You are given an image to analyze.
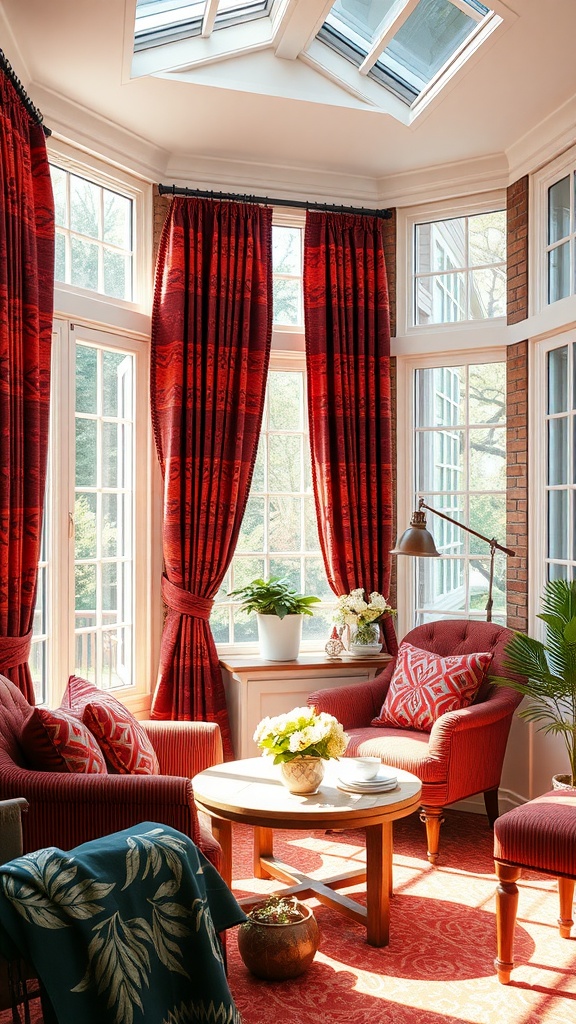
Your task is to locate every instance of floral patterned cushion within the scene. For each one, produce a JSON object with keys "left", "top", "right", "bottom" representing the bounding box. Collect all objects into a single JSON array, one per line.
[
  {"left": 372, "top": 641, "right": 493, "bottom": 732},
  {"left": 62, "top": 675, "right": 160, "bottom": 775},
  {"left": 21, "top": 706, "right": 108, "bottom": 774}
]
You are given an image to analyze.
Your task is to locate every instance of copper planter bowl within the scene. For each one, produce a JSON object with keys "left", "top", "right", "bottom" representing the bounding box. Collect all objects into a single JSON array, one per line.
[{"left": 237, "top": 900, "right": 320, "bottom": 980}]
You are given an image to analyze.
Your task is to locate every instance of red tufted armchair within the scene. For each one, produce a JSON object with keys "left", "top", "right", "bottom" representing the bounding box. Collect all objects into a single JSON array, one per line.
[
  {"left": 0, "top": 674, "right": 223, "bottom": 869},
  {"left": 308, "top": 620, "right": 524, "bottom": 864}
]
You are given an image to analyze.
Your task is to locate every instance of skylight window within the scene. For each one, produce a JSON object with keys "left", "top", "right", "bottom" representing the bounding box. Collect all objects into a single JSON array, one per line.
[
  {"left": 130, "top": 0, "right": 504, "bottom": 122},
  {"left": 134, "top": 0, "right": 271, "bottom": 51},
  {"left": 317, "top": 0, "right": 495, "bottom": 108}
]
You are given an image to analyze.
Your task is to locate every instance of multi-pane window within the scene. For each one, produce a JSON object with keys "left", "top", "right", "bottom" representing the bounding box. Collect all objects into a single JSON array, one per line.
[
  {"left": 547, "top": 172, "right": 576, "bottom": 304},
  {"left": 413, "top": 360, "right": 507, "bottom": 623},
  {"left": 414, "top": 211, "right": 506, "bottom": 325},
  {"left": 212, "top": 361, "right": 334, "bottom": 649},
  {"left": 50, "top": 164, "right": 134, "bottom": 301},
  {"left": 74, "top": 340, "right": 135, "bottom": 689},
  {"left": 545, "top": 344, "right": 576, "bottom": 580},
  {"left": 272, "top": 225, "right": 303, "bottom": 327}
]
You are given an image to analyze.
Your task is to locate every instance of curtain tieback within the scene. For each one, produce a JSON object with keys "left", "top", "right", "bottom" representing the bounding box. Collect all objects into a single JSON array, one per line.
[
  {"left": 161, "top": 576, "right": 214, "bottom": 620},
  {"left": 0, "top": 629, "right": 33, "bottom": 667}
]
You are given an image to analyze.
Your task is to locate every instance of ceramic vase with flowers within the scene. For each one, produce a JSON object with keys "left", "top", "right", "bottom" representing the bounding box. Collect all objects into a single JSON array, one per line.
[
  {"left": 333, "top": 589, "right": 395, "bottom": 656},
  {"left": 253, "top": 706, "right": 348, "bottom": 794}
]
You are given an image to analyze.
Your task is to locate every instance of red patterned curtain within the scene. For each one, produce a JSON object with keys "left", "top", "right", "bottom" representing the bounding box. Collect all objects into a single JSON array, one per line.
[
  {"left": 0, "top": 72, "right": 54, "bottom": 699},
  {"left": 303, "top": 211, "right": 397, "bottom": 655},
  {"left": 150, "top": 197, "right": 272, "bottom": 753}
]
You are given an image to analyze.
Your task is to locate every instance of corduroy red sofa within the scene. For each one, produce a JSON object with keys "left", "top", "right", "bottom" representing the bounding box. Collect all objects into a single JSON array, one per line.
[
  {"left": 308, "top": 619, "right": 524, "bottom": 864},
  {"left": 0, "top": 673, "right": 223, "bottom": 868}
]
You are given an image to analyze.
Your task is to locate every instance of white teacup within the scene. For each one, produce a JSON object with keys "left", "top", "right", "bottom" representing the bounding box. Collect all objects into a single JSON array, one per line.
[{"left": 342, "top": 756, "right": 381, "bottom": 781}]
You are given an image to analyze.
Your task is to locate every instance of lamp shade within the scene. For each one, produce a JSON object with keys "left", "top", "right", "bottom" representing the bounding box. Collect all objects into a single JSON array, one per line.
[{"left": 390, "top": 509, "right": 440, "bottom": 558}]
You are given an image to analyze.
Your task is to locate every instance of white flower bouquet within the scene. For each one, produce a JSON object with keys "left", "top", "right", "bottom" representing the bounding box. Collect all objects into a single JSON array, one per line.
[
  {"left": 253, "top": 706, "right": 348, "bottom": 764},
  {"left": 333, "top": 589, "right": 394, "bottom": 645}
]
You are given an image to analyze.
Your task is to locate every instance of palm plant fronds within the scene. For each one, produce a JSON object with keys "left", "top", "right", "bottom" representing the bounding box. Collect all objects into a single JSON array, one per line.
[{"left": 491, "top": 578, "right": 576, "bottom": 785}]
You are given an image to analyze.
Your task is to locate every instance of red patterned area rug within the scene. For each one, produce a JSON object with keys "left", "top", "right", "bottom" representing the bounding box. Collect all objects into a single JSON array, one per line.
[
  {"left": 226, "top": 809, "right": 576, "bottom": 1024},
  {"left": 1, "top": 809, "right": 574, "bottom": 1023}
]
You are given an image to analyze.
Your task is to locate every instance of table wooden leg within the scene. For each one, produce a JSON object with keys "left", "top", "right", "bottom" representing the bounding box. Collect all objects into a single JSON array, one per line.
[
  {"left": 211, "top": 817, "right": 232, "bottom": 888},
  {"left": 365, "top": 821, "right": 391, "bottom": 947},
  {"left": 254, "top": 826, "right": 274, "bottom": 879}
]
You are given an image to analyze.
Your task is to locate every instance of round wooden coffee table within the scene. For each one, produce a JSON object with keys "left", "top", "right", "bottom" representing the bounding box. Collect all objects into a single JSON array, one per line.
[{"left": 193, "top": 757, "right": 422, "bottom": 947}]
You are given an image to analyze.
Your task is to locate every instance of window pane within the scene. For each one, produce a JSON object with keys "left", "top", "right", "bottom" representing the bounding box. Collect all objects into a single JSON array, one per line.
[
  {"left": 103, "top": 190, "right": 132, "bottom": 248},
  {"left": 236, "top": 496, "right": 265, "bottom": 551},
  {"left": 548, "top": 175, "right": 570, "bottom": 244},
  {"left": 330, "top": 0, "right": 398, "bottom": 50},
  {"left": 468, "top": 494, "right": 505, "bottom": 554},
  {"left": 268, "top": 371, "right": 302, "bottom": 430},
  {"left": 268, "top": 434, "right": 302, "bottom": 491},
  {"left": 51, "top": 167, "right": 67, "bottom": 226},
  {"left": 273, "top": 278, "right": 301, "bottom": 326},
  {"left": 468, "top": 211, "right": 506, "bottom": 265},
  {"left": 54, "top": 232, "right": 66, "bottom": 283},
  {"left": 548, "top": 347, "right": 568, "bottom": 414},
  {"left": 104, "top": 250, "right": 129, "bottom": 300},
  {"left": 548, "top": 419, "right": 568, "bottom": 485},
  {"left": 469, "top": 362, "right": 505, "bottom": 423},
  {"left": 548, "top": 243, "right": 570, "bottom": 304},
  {"left": 269, "top": 495, "right": 301, "bottom": 551},
  {"left": 71, "top": 237, "right": 99, "bottom": 291},
  {"left": 272, "top": 226, "right": 301, "bottom": 275},
  {"left": 75, "top": 420, "right": 97, "bottom": 487},
  {"left": 383, "top": 0, "right": 476, "bottom": 89},
  {"left": 469, "top": 267, "right": 506, "bottom": 318},
  {"left": 76, "top": 345, "right": 98, "bottom": 414},
  {"left": 70, "top": 175, "right": 99, "bottom": 238},
  {"left": 469, "top": 427, "right": 506, "bottom": 490},
  {"left": 548, "top": 490, "right": 569, "bottom": 560},
  {"left": 416, "top": 220, "right": 465, "bottom": 273}
]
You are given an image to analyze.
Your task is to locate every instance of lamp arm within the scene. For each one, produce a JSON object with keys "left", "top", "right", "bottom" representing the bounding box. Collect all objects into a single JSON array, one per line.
[{"left": 418, "top": 500, "right": 515, "bottom": 558}]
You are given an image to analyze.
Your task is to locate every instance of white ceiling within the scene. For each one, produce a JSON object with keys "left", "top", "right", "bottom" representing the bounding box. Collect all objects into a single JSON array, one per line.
[{"left": 2, "top": 0, "right": 576, "bottom": 204}]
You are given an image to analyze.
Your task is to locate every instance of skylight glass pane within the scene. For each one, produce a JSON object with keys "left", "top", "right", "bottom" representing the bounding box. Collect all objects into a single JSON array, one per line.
[
  {"left": 377, "top": 0, "right": 477, "bottom": 91},
  {"left": 327, "top": 0, "right": 399, "bottom": 53}
]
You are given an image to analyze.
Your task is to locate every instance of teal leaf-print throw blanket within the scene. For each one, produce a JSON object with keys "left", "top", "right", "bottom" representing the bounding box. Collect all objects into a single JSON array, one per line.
[{"left": 0, "top": 822, "right": 246, "bottom": 1024}]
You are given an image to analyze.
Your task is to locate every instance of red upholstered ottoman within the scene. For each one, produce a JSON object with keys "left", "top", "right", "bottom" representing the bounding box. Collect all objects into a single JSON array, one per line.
[{"left": 493, "top": 789, "right": 576, "bottom": 983}]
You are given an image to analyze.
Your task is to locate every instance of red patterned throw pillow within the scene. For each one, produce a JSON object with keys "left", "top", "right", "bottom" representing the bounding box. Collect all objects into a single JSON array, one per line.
[
  {"left": 62, "top": 675, "right": 160, "bottom": 775},
  {"left": 21, "top": 707, "right": 108, "bottom": 774},
  {"left": 372, "top": 642, "right": 493, "bottom": 732}
]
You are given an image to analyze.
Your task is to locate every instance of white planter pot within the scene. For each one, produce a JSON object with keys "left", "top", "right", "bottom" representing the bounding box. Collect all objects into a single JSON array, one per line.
[{"left": 257, "top": 613, "right": 303, "bottom": 661}]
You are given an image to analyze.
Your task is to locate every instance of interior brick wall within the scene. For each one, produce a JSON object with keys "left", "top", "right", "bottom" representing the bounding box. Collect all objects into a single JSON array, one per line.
[
  {"left": 506, "top": 340, "right": 529, "bottom": 632},
  {"left": 507, "top": 176, "right": 529, "bottom": 325}
]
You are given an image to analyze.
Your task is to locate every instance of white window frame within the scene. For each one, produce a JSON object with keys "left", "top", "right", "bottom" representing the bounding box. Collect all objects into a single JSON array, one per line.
[
  {"left": 529, "top": 330, "right": 576, "bottom": 631},
  {"left": 33, "top": 146, "right": 159, "bottom": 713},
  {"left": 395, "top": 344, "right": 507, "bottom": 639},
  {"left": 396, "top": 190, "right": 507, "bottom": 343},
  {"left": 48, "top": 139, "right": 153, "bottom": 317},
  {"left": 531, "top": 143, "right": 576, "bottom": 317},
  {"left": 44, "top": 320, "right": 153, "bottom": 711}
]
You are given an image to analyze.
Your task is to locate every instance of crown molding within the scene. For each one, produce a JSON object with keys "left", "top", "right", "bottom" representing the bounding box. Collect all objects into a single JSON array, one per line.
[
  {"left": 377, "top": 152, "right": 508, "bottom": 209},
  {"left": 164, "top": 153, "right": 382, "bottom": 207},
  {"left": 506, "top": 92, "right": 576, "bottom": 183},
  {"left": 31, "top": 84, "right": 167, "bottom": 184}
]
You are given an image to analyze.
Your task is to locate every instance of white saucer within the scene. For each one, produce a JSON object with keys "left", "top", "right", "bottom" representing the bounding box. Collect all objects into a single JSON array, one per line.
[
  {"left": 337, "top": 777, "right": 398, "bottom": 794},
  {"left": 337, "top": 767, "right": 398, "bottom": 793}
]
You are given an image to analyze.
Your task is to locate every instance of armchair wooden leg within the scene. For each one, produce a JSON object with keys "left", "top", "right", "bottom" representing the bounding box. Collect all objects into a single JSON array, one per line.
[
  {"left": 484, "top": 787, "right": 499, "bottom": 827},
  {"left": 558, "top": 877, "right": 575, "bottom": 938},
  {"left": 494, "top": 861, "right": 521, "bottom": 984},
  {"left": 419, "top": 806, "right": 444, "bottom": 865}
]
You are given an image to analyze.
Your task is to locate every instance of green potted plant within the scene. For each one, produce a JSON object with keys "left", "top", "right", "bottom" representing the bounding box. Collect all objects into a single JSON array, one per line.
[
  {"left": 237, "top": 895, "right": 320, "bottom": 980},
  {"left": 492, "top": 577, "right": 576, "bottom": 788},
  {"left": 227, "top": 576, "right": 320, "bottom": 661}
]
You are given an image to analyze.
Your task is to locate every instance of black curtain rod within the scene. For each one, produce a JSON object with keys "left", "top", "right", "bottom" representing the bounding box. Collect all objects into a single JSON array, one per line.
[
  {"left": 0, "top": 48, "right": 51, "bottom": 137},
  {"left": 158, "top": 183, "right": 392, "bottom": 220}
]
